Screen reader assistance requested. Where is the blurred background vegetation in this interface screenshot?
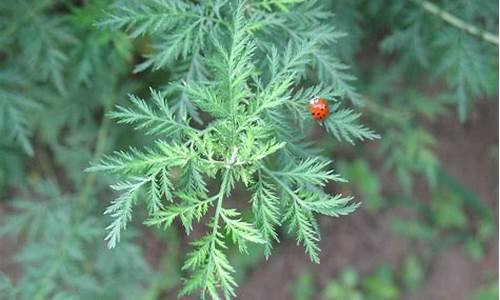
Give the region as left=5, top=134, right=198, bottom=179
left=0, top=0, right=498, bottom=299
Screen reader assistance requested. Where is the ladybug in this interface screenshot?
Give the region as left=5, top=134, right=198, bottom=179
left=309, top=96, right=329, bottom=121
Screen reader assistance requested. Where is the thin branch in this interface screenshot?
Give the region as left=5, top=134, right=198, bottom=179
left=413, top=0, right=499, bottom=45
left=201, top=168, right=231, bottom=297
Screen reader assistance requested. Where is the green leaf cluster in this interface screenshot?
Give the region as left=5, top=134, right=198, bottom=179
left=0, top=181, right=151, bottom=300
left=90, top=1, right=377, bottom=298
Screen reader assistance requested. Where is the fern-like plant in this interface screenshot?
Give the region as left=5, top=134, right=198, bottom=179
left=89, top=1, right=378, bottom=299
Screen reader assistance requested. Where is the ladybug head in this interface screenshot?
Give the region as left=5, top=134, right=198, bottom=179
left=310, top=95, right=320, bottom=105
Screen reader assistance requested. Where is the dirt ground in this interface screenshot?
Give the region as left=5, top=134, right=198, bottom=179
left=236, top=101, right=499, bottom=300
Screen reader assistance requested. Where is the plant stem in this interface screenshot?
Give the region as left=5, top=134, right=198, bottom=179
left=210, top=170, right=230, bottom=243
left=412, top=0, right=499, bottom=45
left=202, top=168, right=231, bottom=297
left=260, top=164, right=303, bottom=205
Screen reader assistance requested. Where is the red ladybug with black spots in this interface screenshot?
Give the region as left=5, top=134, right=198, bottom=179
left=309, top=96, right=329, bottom=121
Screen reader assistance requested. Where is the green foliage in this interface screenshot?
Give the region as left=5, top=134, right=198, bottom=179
left=321, top=264, right=423, bottom=300
left=338, top=159, right=383, bottom=212
left=401, top=256, right=424, bottom=291
left=473, top=280, right=499, bottom=300
left=379, top=127, right=439, bottom=193
left=89, top=2, right=377, bottom=298
left=377, top=0, right=498, bottom=120
left=0, top=0, right=133, bottom=189
left=325, top=104, right=380, bottom=144
left=390, top=218, right=437, bottom=241
left=0, top=0, right=497, bottom=299
left=0, top=180, right=151, bottom=300
left=323, top=268, right=363, bottom=300
left=0, top=1, right=149, bottom=298
left=0, top=71, right=39, bottom=156
left=389, top=168, right=495, bottom=260
left=361, top=265, right=400, bottom=300
left=431, top=190, right=467, bottom=229
left=291, top=271, right=315, bottom=300
left=356, top=64, right=446, bottom=194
